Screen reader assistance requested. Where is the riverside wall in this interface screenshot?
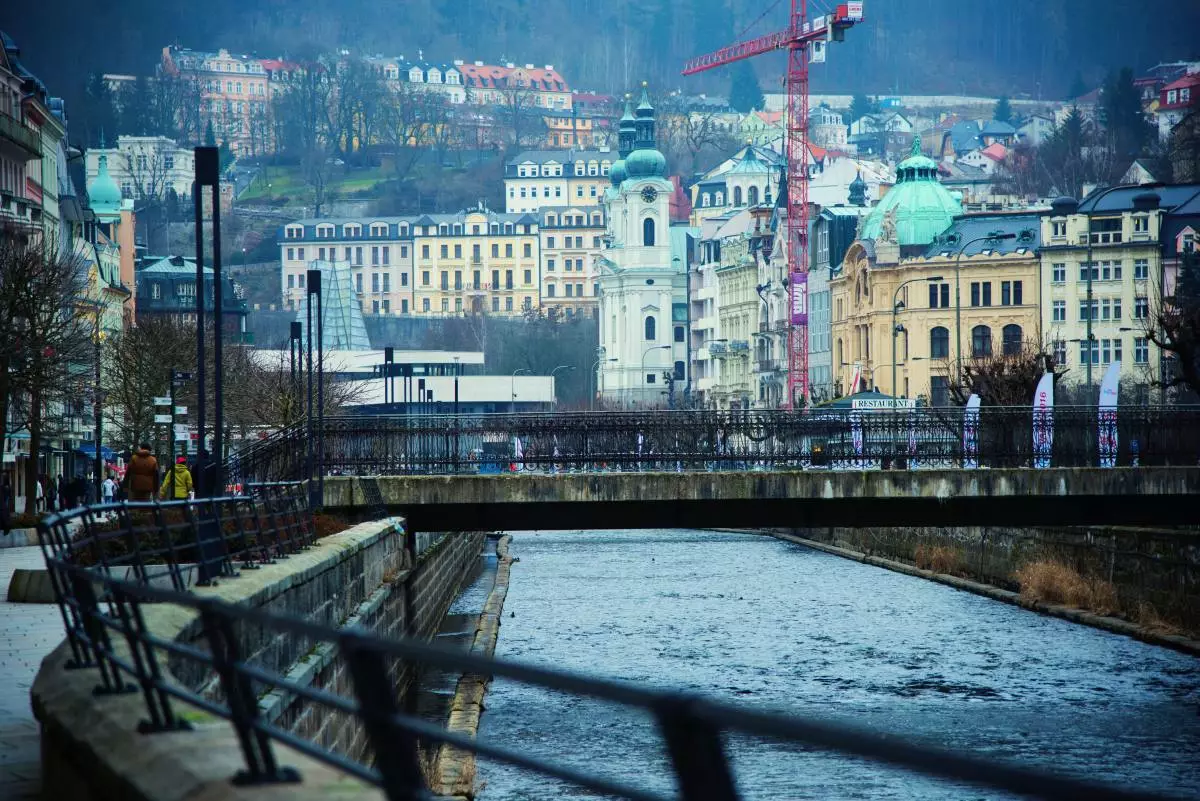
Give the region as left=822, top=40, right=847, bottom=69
left=32, top=518, right=486, bottom=801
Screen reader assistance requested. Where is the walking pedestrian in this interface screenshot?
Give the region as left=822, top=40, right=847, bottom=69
left=56, top=474, right=66, bottom=512
left=160, top=456, right=193, bottom=500
left=125, top=444, right=159, bottom=502
left=101, top=473, right=116, bottom=504
left=1, top=473, right=11, bottom=533
left=35, top=474, right=45, bottom=513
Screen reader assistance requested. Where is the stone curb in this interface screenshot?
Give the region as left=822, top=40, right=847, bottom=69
left=6, top=568, right=56, bottom=603
left=0, top=528, right=39, bottom=548
left=754, top=530, right=1200, bottom=658
left=432, top=535, right=514, bottom=797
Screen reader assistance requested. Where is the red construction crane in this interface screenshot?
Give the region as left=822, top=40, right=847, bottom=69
left=683, top=1, right=864, bottom=409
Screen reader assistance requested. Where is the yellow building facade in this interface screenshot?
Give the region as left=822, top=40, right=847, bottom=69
left=713, top=237, right=758, bottom=410
left=830, top=213, right=1043, bottom=405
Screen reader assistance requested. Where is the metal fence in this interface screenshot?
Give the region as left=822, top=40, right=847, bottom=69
left=229, top=406, right=1200, bottom=484
left=33, top=490, right=1189, bottom=801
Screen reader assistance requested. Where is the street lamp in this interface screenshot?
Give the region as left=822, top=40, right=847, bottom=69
left=550, top=364, right=576, bottom=408
left=642, top=345, right=671, bottom=405
left=953, top=232, right=1016, bottom=380
left=453, top=356, right=461, bottom=417
left=590, top=357, right=618, bottom=410
left=306, top=268, right=324, bottom=508
left=511, top=368, right=530, bottom=414
left=892, top=275, right=943, bottom=406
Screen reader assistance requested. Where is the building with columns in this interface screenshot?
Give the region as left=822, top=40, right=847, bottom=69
left=597, top=88, right=690, bottom=406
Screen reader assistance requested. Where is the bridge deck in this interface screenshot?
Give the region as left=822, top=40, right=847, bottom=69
left=324, top=468, right=1200, bottom=532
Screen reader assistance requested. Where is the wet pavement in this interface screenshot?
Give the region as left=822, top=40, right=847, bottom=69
left=475, top=529, right=1200, bottom=800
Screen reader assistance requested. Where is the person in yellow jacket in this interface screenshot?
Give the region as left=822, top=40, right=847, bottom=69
left=159, top=456, right=194, bottom=500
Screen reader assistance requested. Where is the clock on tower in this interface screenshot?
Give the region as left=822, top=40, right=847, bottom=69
left=640, top=186, right=658, bottom=204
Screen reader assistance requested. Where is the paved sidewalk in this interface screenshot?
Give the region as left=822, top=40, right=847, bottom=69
left=0, top=546, right=62, bottom=800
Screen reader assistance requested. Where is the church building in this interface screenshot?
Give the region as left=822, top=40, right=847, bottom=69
left=596, top=86, right=690, bottom=406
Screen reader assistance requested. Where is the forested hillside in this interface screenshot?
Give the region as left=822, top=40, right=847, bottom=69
left=6, top=0, right=1199, bottom=115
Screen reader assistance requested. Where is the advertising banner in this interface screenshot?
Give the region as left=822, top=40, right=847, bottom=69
left=790, top=272, right=808, bottom=325
left=1098, top=361, right=1120, bottom=468
left=1032, top=372, right=1054, bottom=468
left=962, top=393, right=981, bottom=469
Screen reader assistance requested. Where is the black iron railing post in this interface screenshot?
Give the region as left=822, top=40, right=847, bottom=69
left=653, top=695, right=740, bottom=801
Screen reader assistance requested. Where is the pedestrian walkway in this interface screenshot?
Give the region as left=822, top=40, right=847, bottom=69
left=0, top=546, right=62, bottom=800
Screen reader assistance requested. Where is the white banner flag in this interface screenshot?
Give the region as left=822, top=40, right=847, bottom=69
left=1098, top=361, right=1120, bottom=468
left=850, top=412, right=864, bottom=467
left=1032, top=373, right=1055, bottom=468
left=963, top=394, right=981, bottom=469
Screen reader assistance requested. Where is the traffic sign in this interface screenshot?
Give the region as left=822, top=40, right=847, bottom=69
left=173, top=423, right=189, bottom=433
left=174, top=406, right=188, bottom=415
left=152, top=397, right=171, bottom=406
left=154, top=414, right=172, bottom=424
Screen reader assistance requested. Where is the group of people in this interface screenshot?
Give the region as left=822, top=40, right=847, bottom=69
left=122, top=444, right=219, bottom=502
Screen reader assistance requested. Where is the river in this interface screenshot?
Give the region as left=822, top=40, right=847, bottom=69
left=473, top=529, right=1200, bottom=800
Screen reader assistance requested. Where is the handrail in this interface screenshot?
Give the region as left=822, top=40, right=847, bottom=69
left=34, top=491, right=1186, bottom=801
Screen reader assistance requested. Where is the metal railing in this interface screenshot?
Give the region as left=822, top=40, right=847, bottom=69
left=229, top=406, right=1200, bottom=484
left=34, top=490, right=1183, bottom=801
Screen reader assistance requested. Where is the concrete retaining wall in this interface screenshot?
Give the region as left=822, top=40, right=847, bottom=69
left=32, top=518, right=487, bottom=801
left=791, top=525, right=1200, bottom=632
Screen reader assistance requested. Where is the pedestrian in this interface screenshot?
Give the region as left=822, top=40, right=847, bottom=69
left=124, top=444, right=159, bottom=502
left=101, top=473, right=116, bottom=504
left=160, top=456, right=193, bottom=500
left=191, top=449, right=218, bottom=499
left=1, top=473, right=11, bottom=533
left=35, top=474, right=45, bottom=513
left=71, top=475, right=88, bottom=508
left=56, top=474, right=66, bottom=512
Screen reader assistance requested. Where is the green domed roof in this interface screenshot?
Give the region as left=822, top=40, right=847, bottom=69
left=88, top=154, right=123, bottom=216
left=625, top=147, right=666, bottom=179
left=859, top=136, right=961, bottom=246
left=610, top=159, right=628, bottom=185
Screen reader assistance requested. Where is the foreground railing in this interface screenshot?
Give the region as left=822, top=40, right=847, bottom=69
left=35, top=492, right=1186, bottom=800
left=230, top=406, right=1200, bottom=483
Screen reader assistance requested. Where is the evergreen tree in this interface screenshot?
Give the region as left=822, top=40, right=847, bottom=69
left=1101, top=67, right=1152, bottom=158
left=204, top=120, right=217, bottom=147
left=1068, top=72, right=1089, bottom=101
left=849, top=93, right=877, bottom=123
left=728, top=61, right=764, bottom=113
left=81, top=73, right=118, bottom=148
left=218, top=140, right=235, bottom=170
left=118, top=76, right=156, bottom=136
left=993, top=95, right=1013, bottom=123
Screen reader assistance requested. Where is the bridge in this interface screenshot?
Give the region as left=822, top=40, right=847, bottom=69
left=231, top=407, right=1200, bottom=530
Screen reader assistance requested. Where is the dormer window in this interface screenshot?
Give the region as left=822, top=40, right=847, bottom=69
left=428, top=68, right=442, bottom=84
left=1168, top=90, right=1178, bottom=105
left=446, top=71, right=459, bottom=85
left=285, top=225, right=304, bottom=239
left=344, top=224, right=361, bottom=237
left=370, top=224, right=388, bottom=237
left=409, top=67, right=424, bottom=82
left=440, top=225, right=449, bottom=235
left=574, top=163, right=584, bottom=176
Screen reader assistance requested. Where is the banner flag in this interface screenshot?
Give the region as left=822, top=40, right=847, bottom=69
left=1098, top=361, right=1120, bottom=468
left=1032, top=373, right=1055, bottom=468
left=963, top=393, right=981, bottom=469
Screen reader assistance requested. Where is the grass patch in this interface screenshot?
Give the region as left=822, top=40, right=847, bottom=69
left=913, top=543, right=964, bottom=576
left=1014, top=559, right=1119, bottom=615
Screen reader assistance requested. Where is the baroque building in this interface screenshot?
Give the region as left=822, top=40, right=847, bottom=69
left=597, top=87, right=689, bottom=406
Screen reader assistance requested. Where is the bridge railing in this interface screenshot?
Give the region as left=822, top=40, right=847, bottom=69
left=230, top=406, right=1200, bottom=483
left=35, top=495, right=1183, bottom=801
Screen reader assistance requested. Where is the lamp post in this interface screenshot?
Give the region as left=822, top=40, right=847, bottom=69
left=289, top=322, right=302, bottom=422
left=452, top=356, right=461, bottom=417
left=550, top=364, right=575, bottom=408
left=953, top=232, right=1016, bottom=380
left=306, top=268, right=324, bottom=508
left=590, top=357, right=618, bottom=410
left=642, top=345, right=671, bottom=406
left=511, top=368, right=530, bottom=414
left=892, top=276, right=943, bottom=406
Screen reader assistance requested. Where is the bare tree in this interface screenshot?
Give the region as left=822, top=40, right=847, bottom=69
left=226, top=348, right=365, bottom=431
left=942, top=337, right=1066, bottom=406
left=0, top=226, right=93, bottom=507
left=300, top=148, right=336, bottom=217
left=102, top=313, right=195, bottom=449
left=378, top=82, right=452, bottom=183
left=495, top=83, right=541, bottom=150
left=1146, top=250, right=1200, bottom=399
left=655, top=91, right=740, bottom=176
left=272, top=62, right=333, bottom=157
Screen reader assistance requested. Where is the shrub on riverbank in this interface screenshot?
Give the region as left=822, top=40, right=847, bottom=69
left=914, top=543, right=964, bottom=575
left=1014, top=559, right=1118, bottom=614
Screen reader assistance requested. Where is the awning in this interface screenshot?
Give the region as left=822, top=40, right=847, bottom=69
left=77, top=444, right=117, bottom=462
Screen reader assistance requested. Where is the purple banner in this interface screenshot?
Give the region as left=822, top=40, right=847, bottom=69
left=790, top=271, right=808, bottom=326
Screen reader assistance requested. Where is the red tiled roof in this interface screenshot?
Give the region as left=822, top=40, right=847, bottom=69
left=1163, top=73, right=1200, bottom=91
left=981, top=142, right=1008, bottom=162
left=458, top=63, right=570, bottom=93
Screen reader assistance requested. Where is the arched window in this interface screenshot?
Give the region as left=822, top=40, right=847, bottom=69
left=644, top=315, right=656, bottom=341
left=1002, top=324, right=1023, bottom=355
left=715, top=191, right=724, bottom=205
left=748, top=185, right=759, bottom=205
left=643, top=217, right=656, bottom=247
left=930, top=326, right=949, bottom=359
left=734, top=186, right=743, bottom=206
left=702, top=193, right=711, bottom=207
left=972, top=325, right=993, bottom=358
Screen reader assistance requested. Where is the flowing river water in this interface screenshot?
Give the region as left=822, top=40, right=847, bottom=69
left=469, top=529, right=1200, bottom=800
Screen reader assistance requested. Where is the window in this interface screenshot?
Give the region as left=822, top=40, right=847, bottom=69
left=1113, top=299, right=1122, bottom=320
left=372, top=300, right=380, bottom=314
left=930, top=326, right=949, bottom=359
left=287, top=274, right=295, bottom=289
left=1054, top=340, right=1067, bottom=367
left=492, top=270, right=500, bottom=286
left=523, top=269, right=532, bottom=285
left=523, top=243, right=532, bottom=258
left=151, top=282, right=162, bottom=299
left=930, top=376, right=949, bottom=407
left=491, top=244, right=500, bottom=258
left=440, top=244, right=448, bottom=258
left=1080, top=339, right=1099, bottom=365
left=1080, top=263, right=1099, bottom=282
left=402, top=299, right=409, bottom=314
left=506, top=244, right=513, bottom=257
left=1133, top=215, right=1149, bottom=233
left=299, top=273, right=305, bottom=288
left=1001, top=281, right=1011, bottom=306
left=674, top=326, right=685, bottom=343
left=565, top=283, right=573, bottom=297
left=441, top=298, right=449, bottom=312
left=1101, top=338, right=1112, bottom=364
left=646, top=373, right=657, bottom=384
left=505, top=270, right=513, bottom=289
left=644, top=315, right=657, bottom=341
left=401, top=273, right=408, bottom=287
left=547, top=259, right=556, bottom=272
left=1052, top=263, right=1066, bottom=283
left=1052, top=300, right=1065, bottom=321
left=454, top=271, right=462, bottom=290
left=674, top=361, right=685, bottom=380
left=356, top=273, right=363, bottom=293
left=297, top=247, right=305, bottom=260
left=1134, top=259, right=1149, bottom=280
left=643, top=218, right=656, bottom=247
left=547, top=285, right=556, bottom=298
left=970, top=282, right=990, bottom=306
left=1135, top=337, right=1149, bottom=364
left=971, top=325, right=992, bottom=358
left=383, top=274, right=390, bottom=292
left=734, top=186, right=743, bottom=206
left=454, top=244, right=462, bottom=259
left=287, top=247, right=295, bottom=261
left=506, top=297, right=514, bottom=311
left=1112, top=261, right=1122, bottom=281
left=928, top=283, right=950, bottom=308
left=371, top=273, right=379, bottom=293
left=422, top=245, right=430, bottom=259
left=1079, top=300, right=1098, bottom=321
left=440, top=271, right=449, bottom=290
left=547, top=236, right=556, bottom=248
left=748, top=186, right=759, bottom=205
left=422, top=270, right=430, bottom=286
left=1134, top=296, right=1149, bottom=319
left=1002, top=324, right=1022, bottom=355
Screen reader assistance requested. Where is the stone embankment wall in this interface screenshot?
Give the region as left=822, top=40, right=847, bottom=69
left=790, top=525, right=1200, bottom=632
left=32, top=518, right=486, bottom=801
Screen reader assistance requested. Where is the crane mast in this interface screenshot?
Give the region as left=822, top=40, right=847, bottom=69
left=683, top=1, right=864, bottom=409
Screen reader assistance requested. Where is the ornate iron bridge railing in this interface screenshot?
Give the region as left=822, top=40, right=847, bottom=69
left=229, top=406, right=1200, bottom=484
left=35, top=491, right=1185, bottom=801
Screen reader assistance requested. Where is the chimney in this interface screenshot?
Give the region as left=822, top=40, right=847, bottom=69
left=474, top=60, right=484, bottom=66
left=506, top=62, right=515, bottom=68
left=524, top=63, right=534, bottom=70
left=453, top=59, right=464, bottom=66
left=545, top=65, right=554, bottom=71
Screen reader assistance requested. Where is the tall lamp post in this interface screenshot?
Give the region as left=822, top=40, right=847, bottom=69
left=289, top=322, right=302, bottom=422
left=892, top=276, right=943, bottom=405
left=590, top=356, right=618, bottom=410
left=642, top=345, right=671, bottom=406
left=306, top=268, right=324, bottom=508
left=511, top=368, right=530, bottom=414
left=953, top=232, right=1015, bottom=380
left=550, top=364, right=576, bottom=409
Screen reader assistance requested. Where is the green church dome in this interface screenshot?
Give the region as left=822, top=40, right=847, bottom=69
left=859, top=136, right=961, bottom=246
left=88, top=154, right=123, bottom=216
left=625, top=147, right=666, bottom=179
left=610, top=159, right=628, bottom=186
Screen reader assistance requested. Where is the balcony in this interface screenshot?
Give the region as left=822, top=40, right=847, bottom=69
left=729, top=340, right=751, bottom=353
left=0, top=112, right=41, bottom=160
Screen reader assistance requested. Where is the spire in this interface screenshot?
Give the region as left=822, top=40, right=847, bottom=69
left=634, top=81, right=655, bottom=149
left=849, top=169, right=867, bottom=207
left=636, top=81, right=654, bottom=117
left=909, top=134, right=922, bottom=159
left=618, top=93, right=636, bottom=159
